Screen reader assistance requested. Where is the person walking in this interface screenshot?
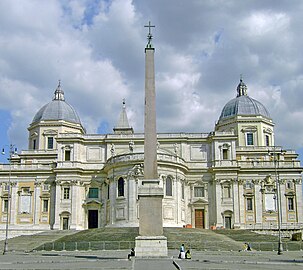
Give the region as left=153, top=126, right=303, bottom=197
left=178, top=244, right=185, bottom=259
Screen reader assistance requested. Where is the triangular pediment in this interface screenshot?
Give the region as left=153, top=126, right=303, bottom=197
left=82, top=199, right=102, bottom=206
left=189, top=198, right=209, bottom=205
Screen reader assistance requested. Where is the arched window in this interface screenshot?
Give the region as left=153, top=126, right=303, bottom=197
left=166, top=176, right=173, bottom=196
left=118, top=177, right=124, bottom=197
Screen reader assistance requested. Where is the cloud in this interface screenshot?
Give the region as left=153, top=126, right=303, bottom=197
left=0, top=0, right=303, bottom=155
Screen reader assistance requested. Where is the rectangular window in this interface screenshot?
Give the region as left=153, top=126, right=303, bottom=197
left=118, top=178, right=125, bottom=197
left=33, top=139, right=36, bottom=150
left=65, top=150, right=71, bottom=161
left=88, top=188, right=99, bottom=199
left=288, top=197, right=294, bottom=211
left=165, top=177, right=173, bottom=196
left=265, top=135, right=270, bottom=146
left=3, top=199, right=8, bottom=212
left=47, top=137, right=54, bottom=149
left=63, top=187, right=70, bottom=199
left=246, top=198, right=253, bottom=211
left=181, top=183, right=185, bottom=200
left=246, top=133, right=254, bottom=146
left=107, top=184, right=110, bottom=200
left=194, top=187, right=205, bottom=197
left=43, top=199, right=49, bottom=212
left=222, top=149, right=228, bottom=160
left=223, top=186, right=231, bottom=198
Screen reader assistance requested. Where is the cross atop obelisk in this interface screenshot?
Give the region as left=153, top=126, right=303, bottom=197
left=144, top=21, right=155, bottom=48
left=135, top=21, right=167, bottom=258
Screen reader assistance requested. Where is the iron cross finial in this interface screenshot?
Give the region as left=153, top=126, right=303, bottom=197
left=144, top=21, right=155, bottom=47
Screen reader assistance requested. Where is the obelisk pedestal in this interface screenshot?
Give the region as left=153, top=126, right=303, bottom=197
left=135, top=23, right=167, bottom=257
left=135, top=179, right=167, bottom=257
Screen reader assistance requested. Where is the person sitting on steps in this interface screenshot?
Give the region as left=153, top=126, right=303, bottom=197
left=128, top=248, right=135, bottom=260
left=185, top=249, right=191, bottom=259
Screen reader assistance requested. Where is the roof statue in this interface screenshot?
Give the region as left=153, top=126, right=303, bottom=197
left=237, top=75, right=248, bottom=97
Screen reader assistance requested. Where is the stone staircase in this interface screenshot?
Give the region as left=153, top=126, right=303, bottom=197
left=164, top=228, right=244, bottom=251
left=0, top=228, right=245, bottom=252
left=0, top=230, right=77, bottom=253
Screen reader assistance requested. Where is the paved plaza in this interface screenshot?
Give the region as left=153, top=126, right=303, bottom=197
left=0, top=250, right=302, bottom=269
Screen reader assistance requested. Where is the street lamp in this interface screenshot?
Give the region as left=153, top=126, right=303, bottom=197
left=268, top=146, right=283, bottom=255
left=1, top=144, right=17, bottom=255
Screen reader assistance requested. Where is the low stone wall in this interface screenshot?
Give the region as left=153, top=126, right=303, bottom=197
left=253, top=229, right=303, bottom=239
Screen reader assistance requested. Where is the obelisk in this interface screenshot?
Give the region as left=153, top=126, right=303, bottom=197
left=135, top=21, right=168, bottom=257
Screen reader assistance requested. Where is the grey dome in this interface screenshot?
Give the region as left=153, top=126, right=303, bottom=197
left=219, top=79, right=271, bottom=120
left=32, top=83, right=81, bottom=125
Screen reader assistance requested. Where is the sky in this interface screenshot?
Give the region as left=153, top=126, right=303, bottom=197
left=1, top=0, right=303, bottom=162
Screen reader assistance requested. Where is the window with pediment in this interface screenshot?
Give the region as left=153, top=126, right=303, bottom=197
left=288, top=197, right=294, bottom=211
left=246, top=133, right=254, bottom=146
left=43, top=199, right=49, bottom=212
left=47, top=137, right=54, bottom=149
left=246, top=197, right=253, bottom=211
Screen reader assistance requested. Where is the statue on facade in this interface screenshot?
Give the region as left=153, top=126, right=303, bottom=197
left=129, top=140, right=134, bottom=152
left=110, top=143, right=115, bottom=156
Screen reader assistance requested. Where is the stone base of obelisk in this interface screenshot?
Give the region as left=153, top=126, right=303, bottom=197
left=135, top=235, right=167, bottom=257
left=136, top=179, right=167, bottom=257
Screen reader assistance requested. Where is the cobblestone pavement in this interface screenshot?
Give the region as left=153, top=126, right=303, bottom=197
left=0, top=250, right=302, bottom=269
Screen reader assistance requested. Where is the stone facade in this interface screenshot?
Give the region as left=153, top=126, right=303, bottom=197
left=0, top=79, right=302, bottom=233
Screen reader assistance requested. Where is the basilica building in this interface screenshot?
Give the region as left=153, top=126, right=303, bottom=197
left=0, top=75, right=302, bottom=233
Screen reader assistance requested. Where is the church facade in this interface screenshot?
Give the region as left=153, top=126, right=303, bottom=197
left=0, top=76, right=302, bottom=232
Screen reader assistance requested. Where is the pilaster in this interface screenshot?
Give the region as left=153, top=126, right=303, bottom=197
left=10, top=182, right=17, bottom=225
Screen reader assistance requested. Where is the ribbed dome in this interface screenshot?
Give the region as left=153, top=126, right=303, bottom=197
left=32, top=82, right=81, bottom=125
left=219, top=79, right=271, bottom=120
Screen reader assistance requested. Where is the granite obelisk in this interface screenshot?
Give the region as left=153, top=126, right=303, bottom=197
left=135, top=22, right=168, bottom=257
